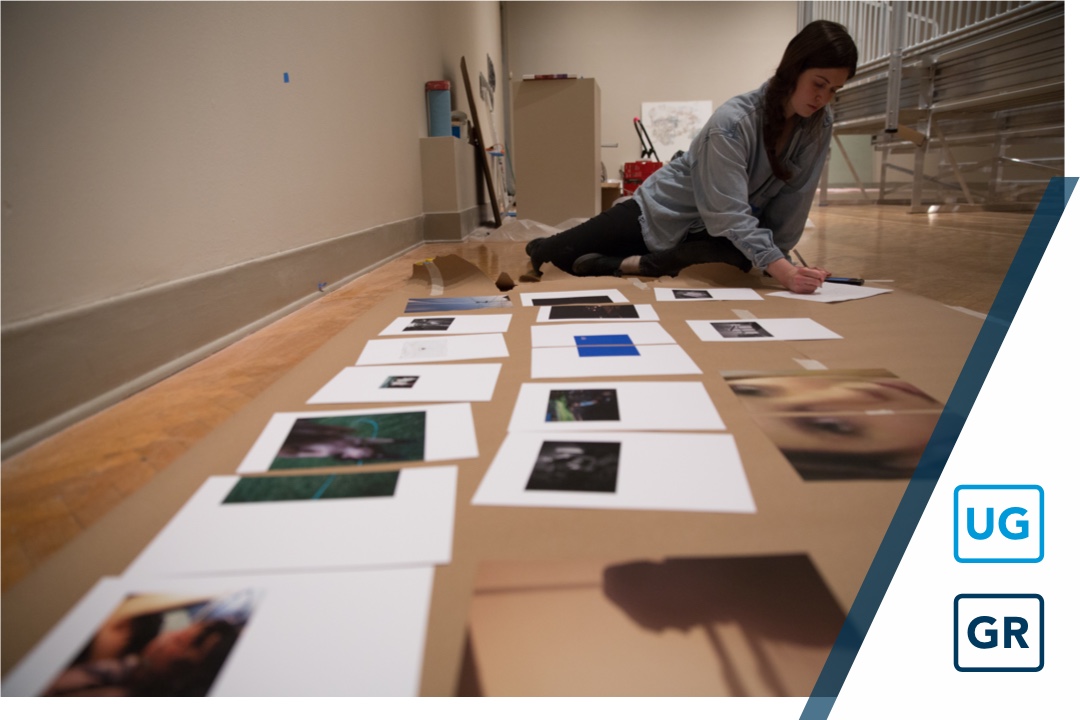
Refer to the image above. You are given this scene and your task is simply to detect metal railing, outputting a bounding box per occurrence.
[798,1,1042,67]
[799,1,1063,210]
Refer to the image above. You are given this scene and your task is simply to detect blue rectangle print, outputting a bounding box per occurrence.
[954,485,1044,563]
[577,345,640,357]
[574,334,634,347]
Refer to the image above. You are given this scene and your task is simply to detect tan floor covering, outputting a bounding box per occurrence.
[0,203,1034,592]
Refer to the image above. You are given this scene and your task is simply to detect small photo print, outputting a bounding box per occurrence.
[526,440,620,493]
[381,375,419,389]
[400,338,449,360]
[545,389,621,423]
[41,588,260,696]
[404,295,512,313]
[269,412,426,470]
[403,317,454,332]
[711,321,773,339]
[673,289,713,300]
[531,294,614,307]
[549,304,641,320]
[222,471,399,504]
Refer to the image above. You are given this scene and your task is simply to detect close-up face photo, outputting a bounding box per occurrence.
[726,372,942,414]
[751,409,939,458]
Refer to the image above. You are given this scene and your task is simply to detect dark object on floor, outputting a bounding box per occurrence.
[495,272,516,291]
[572,253,624,277]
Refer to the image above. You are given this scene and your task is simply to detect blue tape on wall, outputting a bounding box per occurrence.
[800,176,1077,720]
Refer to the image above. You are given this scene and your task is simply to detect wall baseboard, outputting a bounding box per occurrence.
[1,216,427,459]
[424,206,481,241]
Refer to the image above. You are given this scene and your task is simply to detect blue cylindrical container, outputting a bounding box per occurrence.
[425,80,452,137]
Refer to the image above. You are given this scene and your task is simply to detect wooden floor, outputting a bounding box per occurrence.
[0,203,1034,592]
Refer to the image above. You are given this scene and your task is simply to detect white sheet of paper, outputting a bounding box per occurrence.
[508,381,725,432]
[531,322,676,347]
[124,467,456,578]
[472,432,755,513]
[535,304,660,322]
[687,318,843,342]
[236,403,478,473]
[308,363,502,404]
[355,333,509,365]
[531,344,702,378]
[378,313,512,335]
[654,287,764,302]
[769,283,893,303]
[519,288,630,306]
[1,567,434,696]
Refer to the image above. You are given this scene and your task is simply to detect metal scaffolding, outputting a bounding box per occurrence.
[801,1,1064,211]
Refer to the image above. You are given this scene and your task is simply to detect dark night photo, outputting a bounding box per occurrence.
[532,294,615,306]
[549,304,640,320]
[526,440,620,493]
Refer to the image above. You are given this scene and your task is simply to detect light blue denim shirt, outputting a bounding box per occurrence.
[636,82,832,270]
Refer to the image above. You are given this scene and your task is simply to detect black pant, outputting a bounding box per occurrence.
[528,199,752,276]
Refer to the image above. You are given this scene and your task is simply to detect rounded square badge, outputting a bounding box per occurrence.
[955,594,1044,672]
[954,485,1043,563]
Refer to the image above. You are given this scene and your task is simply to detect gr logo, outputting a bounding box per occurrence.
[954,485,1043,562]
[954,594,1043,672]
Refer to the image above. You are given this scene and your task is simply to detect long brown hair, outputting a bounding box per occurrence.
[764,20,858,181]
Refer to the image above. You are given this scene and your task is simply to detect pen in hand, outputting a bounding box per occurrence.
[794,249,863,285]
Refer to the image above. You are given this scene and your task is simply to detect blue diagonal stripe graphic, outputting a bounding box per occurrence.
[801,176,1077,720]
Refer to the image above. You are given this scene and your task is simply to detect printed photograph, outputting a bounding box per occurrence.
[711,321,773,338]
[545,389,621,422]
[42,588,259,696]
[404,295,512,313]
[549,304,640,320]
[399,338,449,361]
[269,412,426,470]
[531,294,615,307]
[576,345,641,357]
[574,333,634,347]
[722,369,943,481]
[526,440,620,493]
[381,375,420,389]
[403,317,454,332]
[751,411,941,481]
[673,289,713,299]
[222,471,399,503]
[722,369,943,414]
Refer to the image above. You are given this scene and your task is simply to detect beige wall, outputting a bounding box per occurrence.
[504,1,797,177]
[2,1,877,451]
[1,1,504,452]
[502,1,877,188]
[2,2,502,325]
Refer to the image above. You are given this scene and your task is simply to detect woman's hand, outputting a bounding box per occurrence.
[767,258,829,294]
